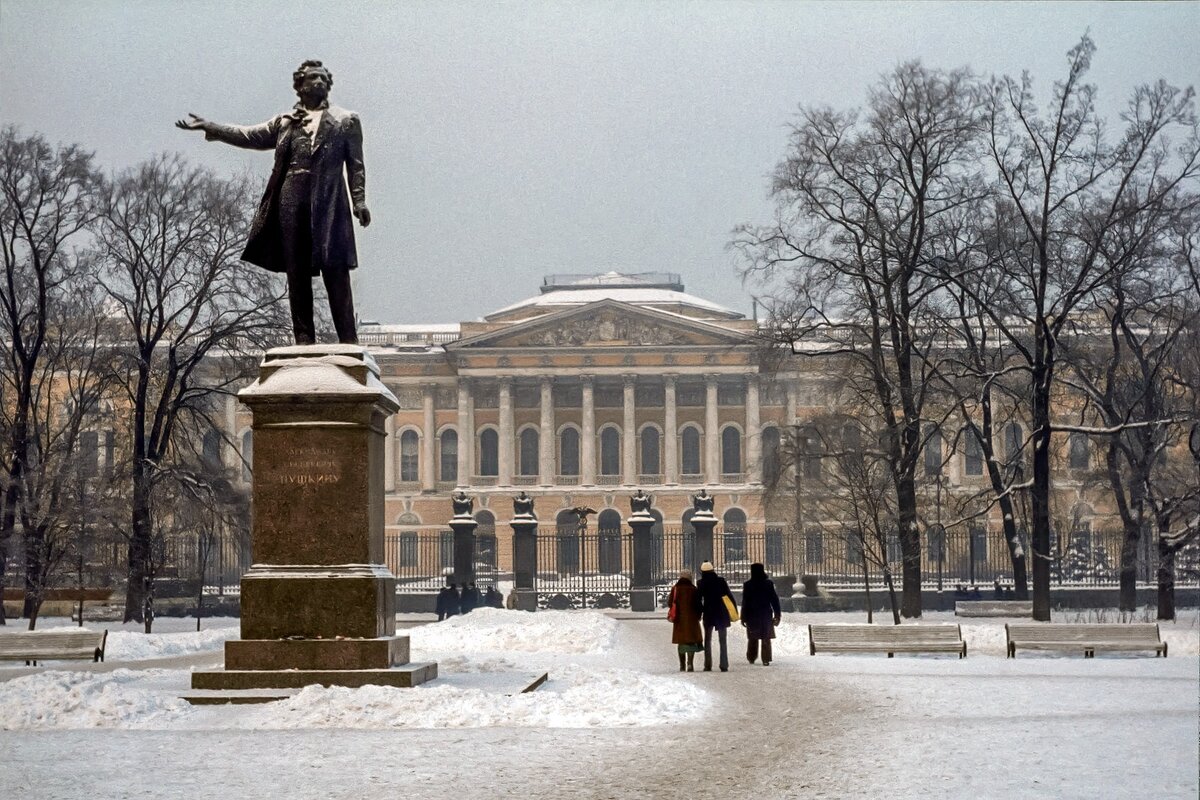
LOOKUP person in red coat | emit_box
[741,562,782,665]
[668,570,703,671]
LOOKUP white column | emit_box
[224,395,237,468]
[664,375,678,485]
[422,383,436,491]
[622,375,636,484]
[498,379,514,486]
[786,381,798,425]
[456,380,471,486]
[705,375,720,482]
[384,413,396,492]
[746,375,761,485]
[581,376,595,485]
[539,377,554,486]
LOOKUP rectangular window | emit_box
[1069,433,1090,470]
[473,385,499,409]
[964,430,984,476]
[635,384,664,408]
[594,384,622,408]
[717,382,745,406]
[676,384,705,407]
[761,382,788,407]
[515,385,540,408]
[553,384,581,408]
[79,431,98,478]
[103,431,115,474]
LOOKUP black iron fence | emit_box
[7,522,1196,598]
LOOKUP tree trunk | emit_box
[896,472,922,618]
[861,549,873,624]
[1029,359,1053,621]
[124,462,152,623]
[1156,519,1176,621]
[883,565,901,625]
[21,526,43,619]
[1118,517,1141,612]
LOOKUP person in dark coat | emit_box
[668,570,703,672]
[460,582,481,614]
[177,60,370,345]
[484,586,503,608]
[697,561,737,672]
[741,562,782,666]
[435,581,460,621]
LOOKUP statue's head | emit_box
[293,59,333,100]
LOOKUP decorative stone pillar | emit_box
[539,377,554,486]
[627,493,656,611]
[664,375,678,485]
[746,375,761,485]
[705,376,720,482]
[421,383,436,491]
[456,380,472,484]
[510,497,538,612]
[691,494,718,569]
[449,496,476,587]
[498,379,514,486]
[622,375,636,484]
[191,346,435,693]
[581,376,596,486]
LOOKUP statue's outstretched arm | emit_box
[176,113,281,151]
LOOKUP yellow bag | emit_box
[722,595,739,622]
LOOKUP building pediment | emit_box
[448,300,749,351]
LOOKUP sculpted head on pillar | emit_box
[630,488,653,515]
[691,488,715,514]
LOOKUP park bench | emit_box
[955,600,1033,617]
[808,624,967,658]
[0,629,108,666]
[1005,623,1167,658]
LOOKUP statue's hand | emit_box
[354,205,371,227]
[175,113,208,132]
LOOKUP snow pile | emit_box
[0,669,191,730]
[409,608,618,656]
[106,627,236,660]
[249,664,708,729]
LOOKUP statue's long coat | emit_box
[203,105,366,275]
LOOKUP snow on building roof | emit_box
[488,277,743,321]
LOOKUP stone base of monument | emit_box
[186,345,437,702]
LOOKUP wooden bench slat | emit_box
[809,624,967,658]
[955,601,1033,617]
[0,629,107,665]
[1005,624,1165,658]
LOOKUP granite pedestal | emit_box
[190,346,435,697]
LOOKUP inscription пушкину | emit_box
[268,445,343,485]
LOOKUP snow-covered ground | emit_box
[0,608,1196,799]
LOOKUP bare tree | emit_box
[0,128,105,625]
[736,62,984,617]
[932,36,1199,619]
[93,154,286,625]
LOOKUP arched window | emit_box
[924,427,943,477]
[439,429,458,483]
[681,426,701,476]
[202,430,221,471]
[241,430,253,483]
[399,430,419,482]
[478,429,498,476]
[519,428,539,476]
[721,426,742,475]
[599,427,620,476]
[555,509,580,574]
[762,426,781,485]
[1068,432,1090,470]
[963,428,984,476]
[559,427,580,476]
[723,508,747,563]
[1005,422,1023,464]
[639,426,661,476]
[598,508,622,574]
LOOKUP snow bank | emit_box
[106,627,237,660]
[0,669,192,730]
[408,608,618,656]
[248,664,708,729]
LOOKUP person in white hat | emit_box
[697,561,737,671]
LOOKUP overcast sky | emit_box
[2,1,1197,324]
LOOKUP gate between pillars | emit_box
[533,527,634,610]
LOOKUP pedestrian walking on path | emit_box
[668,569,703,671]
[741,562,781,666]
[697,561,737,672]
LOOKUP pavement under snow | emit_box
[0,608,1196,799]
